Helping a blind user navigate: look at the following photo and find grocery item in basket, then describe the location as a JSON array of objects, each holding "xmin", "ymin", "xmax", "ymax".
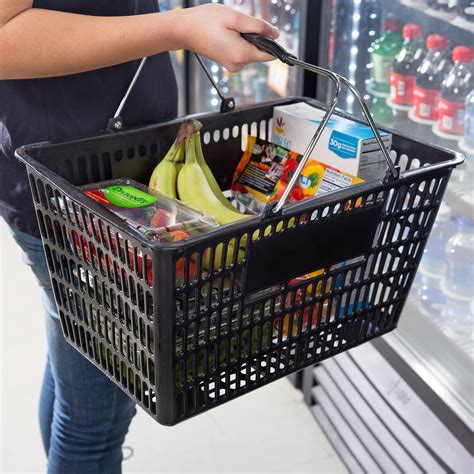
[
  {"xmin": 149, "ymin": 120, "xmax": 195, "ymax": 199},
  {"xmin": 232, "ymin": 136, "xmax": 363, "ymax": 211},
  {"xmin": 177, "ymin": 131, "xmax": 250, "ymax": 226},
  {"xmin": 272, "ymin": 102, "xmax": 392, "ymax": 181},
  {"xmin": 231, "ymin": 136, "xmax": 298, "ymax": 212},
  {"xmin": 269, "ymin": 152, "xmax": 363, "ymax": 204},
  {"xmin": 82, "ymin": 178, "xmax": 218, "ymax": 241}
]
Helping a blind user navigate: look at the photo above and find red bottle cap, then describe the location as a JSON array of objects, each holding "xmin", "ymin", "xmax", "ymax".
[
  {"xmin": 452, "ymin": 46, "xmax": 474, "ymax": 63},
  {"xmin": 383, "ymin": 18, "xmax": 401, "ymax": 32},
  {"xmin": 403, "ymin": 24, "xmax": 422, "ymax": 40},
  {"xmin": 426, "ymin": 34, "xmax": 447, "ymax": 50}
]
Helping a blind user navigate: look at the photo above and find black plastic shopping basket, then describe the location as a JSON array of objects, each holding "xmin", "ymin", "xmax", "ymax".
[{"xmin": 15, "ymin": 35, "xmax": 464, "ymax": 425}]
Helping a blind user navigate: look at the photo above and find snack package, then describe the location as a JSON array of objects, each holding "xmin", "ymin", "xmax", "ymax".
[
  {"xmin": 231, "ymin": 136, "xmax": 298, "ymax": 212},
  {"xmin": 268, "ymin": 152, "xmax": 364, "ymax": 204},
  {"xmin": 232, "ymin": 137, "xmax": 364, "ymax": 211},
  {"xmin": 81, "ymin": 179, "xmax": 218, "ymax": 242}
]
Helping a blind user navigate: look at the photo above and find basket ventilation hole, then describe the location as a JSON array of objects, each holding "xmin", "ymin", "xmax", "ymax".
[
  {"xmin": 222, "ymin": 128, "xmax": 230, "ymax": 140},
  {"xmin": 240, "ymin": 124, "xmax": 249, "ymax": 152},
  {"xmin": 213, "ymin": 130, "xmax": 220, "ymax": 143},
  {"xmin": 250, "ymin": 122, "xmax": 258, "ymax": 137},
  {"xmin": 232, "ymin": 125, "xmax": 239, "ymax": 138},
  {"xmin": 259, "ymin": 120, "xmax": 267, "ymax": 140},
  {"xmin": 203, "ymin": 132, "xmax": 211, "ymax": 145}
]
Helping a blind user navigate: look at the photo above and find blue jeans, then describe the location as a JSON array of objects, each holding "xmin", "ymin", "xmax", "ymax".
[{"xmin": 9, "ymin": 228, "xmax": 137, "ymax": 474}]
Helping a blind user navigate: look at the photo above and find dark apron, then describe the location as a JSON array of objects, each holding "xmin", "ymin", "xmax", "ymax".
[{"xmin": 0, "ymin": 0, "xmax": 178, "ymax": 237}]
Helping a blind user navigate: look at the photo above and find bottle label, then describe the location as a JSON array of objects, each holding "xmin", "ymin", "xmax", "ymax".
[
  {"xmin": 438, "ymin": 98, "xmax": 465, "ymax": 135},
  {"xmin": 390, "ymin": 72, "xmax": 416, "ymax": 105},
  {"xmin": 372, "ymin": 54, "xmax": 393, "ymax": 86},
  {"xmin": 413, "ymin": 86, "xmax": 440, "ymax": 120}
]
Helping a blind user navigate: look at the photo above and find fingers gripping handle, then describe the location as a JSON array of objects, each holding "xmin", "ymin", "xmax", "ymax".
[
  {"xmin": 241, "ymin": 33, "xmax": 297, "ymax": 64},
  {"xmin": 241, "ymin": 33, "xmax": 399, "ymax": 215}
]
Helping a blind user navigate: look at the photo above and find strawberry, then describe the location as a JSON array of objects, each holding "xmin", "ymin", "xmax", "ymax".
[{"xmin": 150, "ymin": 208, "xmax": 173, "ymax": 229}]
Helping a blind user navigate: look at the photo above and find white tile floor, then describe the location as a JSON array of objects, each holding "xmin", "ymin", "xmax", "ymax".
[{"xmin": 0, "ymin": 221, "xmax": 347, "ymax": 474}]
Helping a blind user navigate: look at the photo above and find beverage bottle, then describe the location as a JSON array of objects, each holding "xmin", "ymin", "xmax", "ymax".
[
  {"xmin": 442, "ymin": 217, "xmax": 474, "ymax": 299},
  {"xmin": 457, "ymin": 0, "xmax": 474, "ymax": 21},
  {"xmin": 390, "ymin": 24, "xmax": 424, "ymax": 106},
  {"xmin": 440, "ymin": 217, "xmax": 474, "ymax": 340},
  {"xmin": 412, "ymin": 34, "xmax": 451, "ymax": 133},
  {"xmin": 464, "ymin": 89, "xmax": 474, "ymax": 147},
  {"xmin": 437, "ymin": 46, "xmax": 474, "ymax": 137},
  {"xmin": 416, "ymin": 203, "xmax": 454, "ymax": 319},
  {"xmin": 369, "ymin": 17, "xmax": 403, "ymax": 94}
]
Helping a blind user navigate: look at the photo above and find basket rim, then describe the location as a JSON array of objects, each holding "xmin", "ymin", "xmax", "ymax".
[{"xmin": 14, "ymin": 97, "xmax": 465, "ymax": 250}]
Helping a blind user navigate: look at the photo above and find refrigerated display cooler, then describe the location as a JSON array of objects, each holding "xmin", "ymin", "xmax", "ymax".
[{"xmin": 299, "ymin": 0, "xmax": 473, "ymax": 472}]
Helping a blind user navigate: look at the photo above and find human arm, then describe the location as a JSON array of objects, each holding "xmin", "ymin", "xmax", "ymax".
[{"xmin": 0, "ymin": 1, "xmax": 279, "ymax": 79}]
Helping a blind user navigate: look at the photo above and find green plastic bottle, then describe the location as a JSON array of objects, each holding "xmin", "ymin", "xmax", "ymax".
[{"xmin": 369, "ymin": 17, "xmax": 403, "ymax": 93}]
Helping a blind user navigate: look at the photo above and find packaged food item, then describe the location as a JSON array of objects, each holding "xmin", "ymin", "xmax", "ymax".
[
  {"xmin": 272, "ymin": 102, "xmax": 392, "ymax": 181},
  {"xmin": 232, "ymin": 137, "xmax": 364, "ymax": 211},
  {"xmin": 81, "ymin": 178, "xmax": 218, "ymax": 242},
  {"xmin": 269, "ymin": 152, "xmax": 364, "ymax": 204},
  {"xmin": 231, "ymin": 136, "xmax": 299, "ymax": 212}
]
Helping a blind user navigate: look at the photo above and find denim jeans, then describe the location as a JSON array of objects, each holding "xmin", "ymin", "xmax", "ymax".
[{"xmin": 9, "ymin": 227, "xmax": 137, "ymax": 474}]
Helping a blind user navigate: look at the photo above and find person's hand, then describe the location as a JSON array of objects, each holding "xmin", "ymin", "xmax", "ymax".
[{"xmin": 179, "ymin": 3, "xmax": 279, "ymax": 72}]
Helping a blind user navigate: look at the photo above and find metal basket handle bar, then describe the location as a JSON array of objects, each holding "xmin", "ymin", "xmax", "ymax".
[{"xmin": 241, "ymin": 34, "xmax": 399, "ymax": 214}]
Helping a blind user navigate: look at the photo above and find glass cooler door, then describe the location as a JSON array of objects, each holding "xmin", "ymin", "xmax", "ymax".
[
  {"xmin": 159, "ymin": 0, "xmax": 187, "ymax": 116},
  {"xmin": 189, "ymin": 0, "xmax": 308, "ymax": 113},
  {"xmin": 317, "ymin": 0, "xmax": 473, "ymax": 431}
]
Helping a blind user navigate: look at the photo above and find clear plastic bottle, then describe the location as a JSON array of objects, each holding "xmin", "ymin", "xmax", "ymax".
[
  {"xmin": 416, "ymin": 203, "xmax": 454, "ymax": 319},
  {"xmin": 441, "ymin": 217, "xmax": 474, "ymax": 299},
  {"xmin": 439, "ymin": 217, "xmax": 474, "ymax": 340}
]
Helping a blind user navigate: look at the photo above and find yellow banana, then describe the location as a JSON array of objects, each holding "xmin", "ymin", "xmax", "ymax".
[
  {"xmin": 202, "ymin": 242, "xmax": 246, "ymax": 271},
  {"xmin": 195, "ymin": 131, "xmax": 237, "ymax": 212},
  {"xmin": 149, "ymin": 142, "xmax": 184, "ymax": 199},
  {"xmin": 178, "ymin": 134, "xmax": 250, "ymax": 226}
]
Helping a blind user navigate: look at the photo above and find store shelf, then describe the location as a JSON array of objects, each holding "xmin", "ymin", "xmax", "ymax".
[{"xmin": 397, "ymin": 1, "xmax": 473, "ymax": 45}]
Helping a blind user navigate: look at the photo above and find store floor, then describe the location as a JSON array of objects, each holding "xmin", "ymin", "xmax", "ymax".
[{"xmin": 1, "ymin": 221, "xmax": 346, "ymax": 474}]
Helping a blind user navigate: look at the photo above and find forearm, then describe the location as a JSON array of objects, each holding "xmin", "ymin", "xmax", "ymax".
[{"xmin": 0, "ymin": 8, "xmax": 185, "ymax": 79}]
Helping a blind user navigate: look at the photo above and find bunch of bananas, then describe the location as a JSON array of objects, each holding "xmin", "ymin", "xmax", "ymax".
[{"xmin": 149, "ymin": 120, "xmax": 248, "ymax": 269}]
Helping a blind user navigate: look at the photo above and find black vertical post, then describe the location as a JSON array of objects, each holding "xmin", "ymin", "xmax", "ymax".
[
  {"xmin": 302, "ymin": 0, "xmax": 331, "ymax": 99},
  {"xmin": 183, "ymin": 0, "xmax": 192, "ymax": 115}
]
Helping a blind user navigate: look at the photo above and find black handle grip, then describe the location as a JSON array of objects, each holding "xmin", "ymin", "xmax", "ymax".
[{"xmin": 241, "ymin": 33, "xmax": 296, "ymax": 65}]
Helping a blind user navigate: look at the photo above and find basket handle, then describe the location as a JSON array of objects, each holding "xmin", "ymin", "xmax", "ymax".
[{"xmin": 241, "ymin": 33, "xmax": 399, "ymax": 214}]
